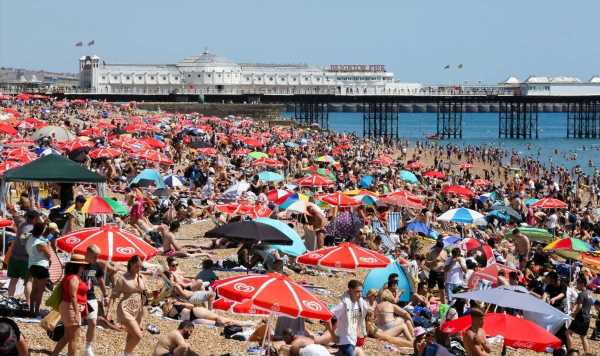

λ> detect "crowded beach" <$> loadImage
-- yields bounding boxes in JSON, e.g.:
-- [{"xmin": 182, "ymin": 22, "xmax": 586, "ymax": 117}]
[{"xmin": 0, "ymin": 93, "xmax": 598, "ymax": 356}]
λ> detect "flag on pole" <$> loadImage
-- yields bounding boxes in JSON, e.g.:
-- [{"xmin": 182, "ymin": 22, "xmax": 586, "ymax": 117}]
[
  {"xmin": 457, "ymin": 64, "xmax": 463, "ymax": 69},
  {"xmin": 87, "ymin": 40, "xmax": 95, "ymax": 46},
  {"xmin": 75, "ymin": 41, "xmax": 83, "ymax": 47},
  {"xmin": 443, "ymin": 65, "xmax": 450, "ymax": 69}
]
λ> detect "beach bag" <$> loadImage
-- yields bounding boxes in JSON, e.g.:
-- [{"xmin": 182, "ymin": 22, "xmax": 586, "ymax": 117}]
[
  {"xmin": 47, "ymin": 322, "xmax": 65, "ymax": 342},
  {"xmin": 222, "ymin": 325, "xmax": 243, "ymax": 339},
  {"xmin": 40, "ymin": 310, "xmax": 61, "ymax": 332},
  {"xmin": 45, "ymin": 282, "xmax": 62, "ymax": 311}
]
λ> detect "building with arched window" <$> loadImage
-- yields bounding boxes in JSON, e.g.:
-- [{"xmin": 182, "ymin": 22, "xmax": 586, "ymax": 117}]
[{"xmin": 79, "ymin": 51, "xmax": 421, "ymax": 96}]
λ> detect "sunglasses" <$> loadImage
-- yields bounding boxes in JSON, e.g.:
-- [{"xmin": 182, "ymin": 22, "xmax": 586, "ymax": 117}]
[{"xmin": 170, "ymin": 264, "xmax": 178, "ymax": 268}]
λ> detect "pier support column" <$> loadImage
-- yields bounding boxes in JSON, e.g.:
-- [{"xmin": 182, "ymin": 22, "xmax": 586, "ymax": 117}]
[
  {"xmin": 498, "ymin": 101, "xmax": 538, "ymax": 139},
  {"xmin": 362, "ymin": 100, "xmax": 399, "ymax": 142},
  {"xmin": 567, "ymin": 100, "xmax": 599, "ymax": 138},
  {"xmin": 436, "ymin": 99, "xmax": 463, "ymax": 139},
  {"xmin": 292, "ymin": 100, "xmax": 328, "ymax": 129}
]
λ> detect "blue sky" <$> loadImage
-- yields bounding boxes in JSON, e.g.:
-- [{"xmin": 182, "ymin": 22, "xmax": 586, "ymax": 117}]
[{"xmin": 1, "ymin": 1, "xmax": 598, "ymax": 83}]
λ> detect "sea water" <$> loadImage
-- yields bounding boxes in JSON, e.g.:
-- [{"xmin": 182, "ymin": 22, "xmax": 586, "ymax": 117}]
[{"xmin": 284, "ymin": 112, "xmax": 600, "ymax": 174}]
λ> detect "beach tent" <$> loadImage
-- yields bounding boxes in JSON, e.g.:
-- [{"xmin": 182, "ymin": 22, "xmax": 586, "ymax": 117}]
[
  {"xmin": 406, "ymin": 220, "xmax": 437, "ymax": 238},
  {"xmin": 362, "ymin": 260, "xmax": 414, "ymax": 302},
  {"xmin": 0, "ymin": 154, "xmax": 106, "ymax": 212},
  {"xmin": 2, "ymin": 154, "xmax": 105, "ymax": 183},
  {"xmin": 129, "ymin": 169, "xmax": 165, "ymax": 189},
  {"xmin": 255, "ymin": 217, "xmax": 307, "ymax": 257}
]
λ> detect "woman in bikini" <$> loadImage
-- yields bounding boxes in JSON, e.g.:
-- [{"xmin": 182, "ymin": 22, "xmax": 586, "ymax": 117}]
[
  {"xmin": 364, "ymin": 289, "xmax": 414, "ymax": 349},
  {"xmin": 161, "ymin": 298, "xmax": 253, "ymax": 327},
  {"xmin": 374, "ymin": 289, "xmax": 414, "ymax": 339},
  {"xmin": 107, "ymin": 255, "xmax": 147, "ymax": 356}
]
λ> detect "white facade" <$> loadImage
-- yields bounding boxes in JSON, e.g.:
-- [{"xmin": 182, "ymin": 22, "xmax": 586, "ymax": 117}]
[
  {"xmin": 79, "ymin": 51, "xmax": 420, "ymax": 96},
  {"xmin": 519, "ymin": 75, "xmax": 600, "ymax": 96}
]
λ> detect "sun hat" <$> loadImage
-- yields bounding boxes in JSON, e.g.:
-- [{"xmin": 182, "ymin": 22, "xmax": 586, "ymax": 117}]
[{"xmin": 67, "ymin": 254, "xmax": 88, "ymax": 265}]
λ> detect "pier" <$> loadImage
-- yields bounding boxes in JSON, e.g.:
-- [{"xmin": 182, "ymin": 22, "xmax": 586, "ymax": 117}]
[{"xmin": 22, "ymin": 88, "xmax": 600, "ymax": 140}]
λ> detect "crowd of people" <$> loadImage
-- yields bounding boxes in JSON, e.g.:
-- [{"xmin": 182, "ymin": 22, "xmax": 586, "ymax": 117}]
[{"xmin": 0, "ymin": 95, "xmax": 599, "ymax": 355}]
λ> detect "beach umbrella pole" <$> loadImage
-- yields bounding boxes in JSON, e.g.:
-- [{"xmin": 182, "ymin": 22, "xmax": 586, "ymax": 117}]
[{"xmin": 1, "ymin": 228, "xmax": 5, "ymax": 257}]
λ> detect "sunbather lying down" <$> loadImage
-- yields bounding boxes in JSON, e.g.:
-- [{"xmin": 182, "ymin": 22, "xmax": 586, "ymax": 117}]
[{"xmin": 161, "ymin": 298, "xmax": 254, "ymax": 327}]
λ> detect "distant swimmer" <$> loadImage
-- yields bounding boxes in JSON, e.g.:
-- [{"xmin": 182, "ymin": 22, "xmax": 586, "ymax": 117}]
[
  {"xmin": 554, "ymin": 148, "xmax": 559, "ymax": 155},
  {"xmin": 589, "ymin": 160, "xmax": 594, "ymax": 167}
]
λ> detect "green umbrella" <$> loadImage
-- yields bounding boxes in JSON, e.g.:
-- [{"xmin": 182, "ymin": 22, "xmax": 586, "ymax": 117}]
[
  {"xmin": 248, "ymin": 151, "xmax": 268, "ymax": 159},
  {"xmin": 316, "ymin": 168, "xmax": 336, "ymax": 181}
]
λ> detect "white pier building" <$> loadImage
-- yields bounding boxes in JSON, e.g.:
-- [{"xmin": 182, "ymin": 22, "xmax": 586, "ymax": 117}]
[{"xmin": 79, "ymin": 51, "xmax": 421, "ymax": 96}]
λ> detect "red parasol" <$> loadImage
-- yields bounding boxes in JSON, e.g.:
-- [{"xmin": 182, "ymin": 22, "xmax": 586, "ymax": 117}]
[
  {"xmin": 462, "ymin": 238, "xmax": 495, "ymax": 265},
  {"xmin": 251, "ymin": 157, "xmax": 283, "ymax": 168},
  {"xmin": 473, "ymin": 178, "xmax": 491, "ymax": 187},
  {"xmin": 56, "ymin": 224, "xmax": 157, "ymax": 262},
  {"xmin": 443, "ymin": 185, "xmax": 475, "ymax": 198},
  {"xmin": 318, "ymin": 192, "xmax": 361, "ymax": 207},
  {"xmin": 212, "ymin": 298, "xmax": 270, "ymax": 316},
  {"xmin": 405, "ymin": 161, "xmax": 424, "ymax": 170},
  {"xmin": 216, "ymin": 202, "xmax": 272, "ymax": 219},
  {"xmin": 138, "ymin": 149, "xmax": 173, "ymax": 165},
  {"xmin": 213, "ymin": 272, "xmax": 332, "ymax": 321},
  {"xmin": 441, "ymin": 313, "xmax": 561, "ymax": 352},
  {"xmin": 530, "ymin": 197, "xmax": 568, "ymax": 209},
  {"xmin": 2, "ymin": 138, "xmax": 33, "ymax": 147},
  {"xmin": 0, "ymin": 218, "xmax": 13, "ymax": 228},
  {"xmin": 371, "ymin": 155, "xmax": 394, "ymax": 165},
  {"xmin": 297, "ymin": 242, "xmax": 390, "ymax": 270},
  {"xmin": 241, "ymin": 137, "xmax": 263, "ymax": 148},
  {"xmin": 424, "ymin": 170, "xmax": 446, "ymax": 180},
  {"xmin": 467, "ymin": 263, "xmax": 521, "ymax": 289},
  {"xmin": 378, "ymin": 195, "xmax": 425, "ymax": 209},
  {"xmin": 89, "ymin": 147, "xmax": 121, "ymax": 159},
  {"xmin": 232, "ymin": 148, "xmax": 251, "ymax": 156},
  {"xmin": 0, "ymin": 123, "xmax": 17, "ymax": 136},
  {"xmin": 197, "ymin": 147, "xmax": 217, "ymax": 156},
  {"xmin": 384, "ymin": 190, "xmax": 423, "ymax": 204},
  {"xmin": 142, "ymin": 137, "xmax": 166, "ymax": 149},
  {"xmin": 61, "ymin": 139, "xmax": 94, "ymax": 152},
  {"xmin": 0, "ymin": 160, "xmax": 23, "ymax": 175},
  {"xmin": 295, "ymin": 174, "xmax": 335, "ymax": 187}
]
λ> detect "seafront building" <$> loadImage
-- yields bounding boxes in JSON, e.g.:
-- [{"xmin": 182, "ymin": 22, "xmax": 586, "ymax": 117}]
[
  {"xmin": 78, "ymin": 50, "xmax": 422, "ymax": 96},
  {"xmin": 77, "ymin": 51, "xmax": 600, "ymax": 97}
]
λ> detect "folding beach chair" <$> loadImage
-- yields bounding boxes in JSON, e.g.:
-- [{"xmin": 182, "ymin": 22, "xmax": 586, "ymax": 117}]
[
  {"xmin": 387, "ymin": 211, "xmax": 403, "ymax": 234},
  {"xmin": 372, "ymin": 218, "xmax": 397, "ymax": 254}
]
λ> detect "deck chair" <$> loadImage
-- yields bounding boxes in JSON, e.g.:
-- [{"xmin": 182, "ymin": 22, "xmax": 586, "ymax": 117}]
[{"xmin": 372, "ymin": 218, "xmax": 397, "ymax": 254}]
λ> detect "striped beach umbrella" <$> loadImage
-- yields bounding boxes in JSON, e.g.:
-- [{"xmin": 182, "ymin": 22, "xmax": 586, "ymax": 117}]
[
  {"xmin": 437, "ymin": 207, "xmax": 486, "ymax": 225},
  {"xmin": 544, "ymin": 237, "xmax": 593, "ymax": 260}
]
